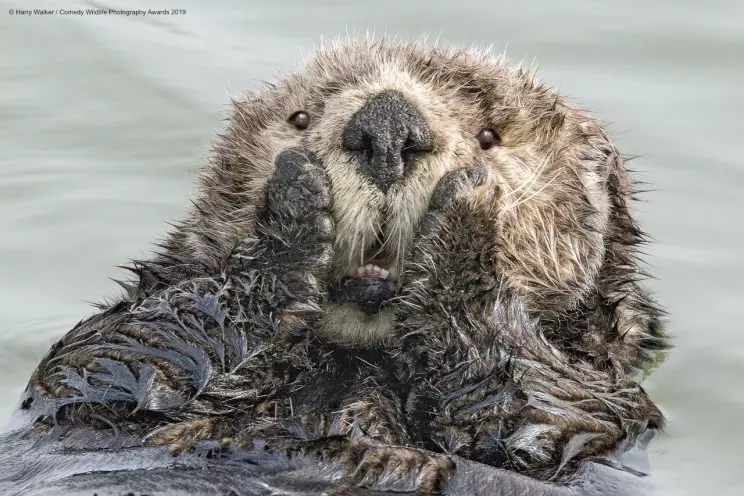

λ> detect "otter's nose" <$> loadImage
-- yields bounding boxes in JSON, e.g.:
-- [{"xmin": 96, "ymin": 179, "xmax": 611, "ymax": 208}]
[{"xmin": 342, "ymin": 90, "xmax": 433, "ymax": 192}]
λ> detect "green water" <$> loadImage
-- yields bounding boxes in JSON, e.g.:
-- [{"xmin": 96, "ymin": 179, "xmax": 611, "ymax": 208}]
[{"xmin": 1, "ymin": 1, "xmax": 742, "ymax": 494}]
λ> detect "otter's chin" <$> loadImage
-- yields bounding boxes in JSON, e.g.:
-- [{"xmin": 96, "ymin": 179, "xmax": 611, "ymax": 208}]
[
  {"xmin": 323, "ymin": 254, "xmax": 398, "ymax": 347},
  {"xmin": 318, "ymin": 302, "xmax": 395, "ymax": 348}
]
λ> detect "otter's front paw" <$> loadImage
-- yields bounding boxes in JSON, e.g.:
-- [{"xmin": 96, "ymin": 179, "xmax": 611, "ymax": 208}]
[
  {"xmin": 419, "ymin": 166, "xmax": 488, "ymax": 236},
  {"xmin": 258, "ymin": 148, "xmax": 334, "ymax": 260},
  {"xmin": 391, "ymin": 165, "xmax": 499, "ymax": 375},
  {"xmin": 229, "ymin": 148, "xmax": 335, "ymax": 330},
  {"xmin": 231, "ymin": 148, "xmax": 334, "ymax": 265},
  {"xmin": 341, "ymin": 441, "xmax": 455, "ymax": 495},
  {"xmin": 398, "ymin": 165, "xmax": 496, "ymax": 303},
  {"xmin": 264, "ymin": 148, "xmax": 333, "ymax": 234}
]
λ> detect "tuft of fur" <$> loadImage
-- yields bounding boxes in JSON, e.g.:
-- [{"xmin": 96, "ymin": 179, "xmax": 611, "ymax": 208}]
[{"xmin": 21, "ymin": 39, "xmax": 666, "ymax": 494}]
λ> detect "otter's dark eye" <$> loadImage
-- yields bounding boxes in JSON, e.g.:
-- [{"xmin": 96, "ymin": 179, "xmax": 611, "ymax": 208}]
[
  {"xmin": 475, "ymin": 128, "xmax": 501, "ymax": 150},
  {"xmin": 288, "ymin": 111, "xmax": 310, "ymax": 130}
]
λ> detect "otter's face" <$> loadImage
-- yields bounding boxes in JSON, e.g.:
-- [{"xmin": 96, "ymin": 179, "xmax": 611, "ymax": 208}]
[{"xmin": 213, "ymin": 41, "xmax": 628, "ymax": 345}]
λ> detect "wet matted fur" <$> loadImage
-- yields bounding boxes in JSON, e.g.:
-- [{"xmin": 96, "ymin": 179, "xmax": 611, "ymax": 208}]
[{"xmin": 10, "ymin": 39, "xmax": 666, "ymax": 495}]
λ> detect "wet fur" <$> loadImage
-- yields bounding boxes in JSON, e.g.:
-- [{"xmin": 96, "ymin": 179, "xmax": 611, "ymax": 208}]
[{"xmin": 18, "ymin": 39, "xmax": 665, "ymax": 494}]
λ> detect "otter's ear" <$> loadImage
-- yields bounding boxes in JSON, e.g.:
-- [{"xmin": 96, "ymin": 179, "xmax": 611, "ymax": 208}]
[{"xmin": 589, "ymin": 149, "xmax": 667, "ymax": 375}]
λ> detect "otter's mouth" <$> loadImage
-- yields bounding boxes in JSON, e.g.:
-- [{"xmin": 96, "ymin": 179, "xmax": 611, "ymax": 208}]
[{"xmin": 328, "ymin": 242, "xmax": 398, "ymax": 314}]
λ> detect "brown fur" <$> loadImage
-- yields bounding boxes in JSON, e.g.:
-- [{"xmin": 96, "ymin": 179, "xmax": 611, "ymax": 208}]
[{"xmin": 21, "ymin": 39, "xmax": 666, "ymax": 493}]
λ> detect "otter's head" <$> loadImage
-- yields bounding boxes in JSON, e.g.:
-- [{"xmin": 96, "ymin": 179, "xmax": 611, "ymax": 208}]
[{"xmin": 193, "ymin": 40, "xmax": 657, "ymax": 353}]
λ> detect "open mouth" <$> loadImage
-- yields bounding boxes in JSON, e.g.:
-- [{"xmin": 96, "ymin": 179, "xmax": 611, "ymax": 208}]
[{"xmin": 328, "ymin": 242, "xmax": 398, "ymax": 314}]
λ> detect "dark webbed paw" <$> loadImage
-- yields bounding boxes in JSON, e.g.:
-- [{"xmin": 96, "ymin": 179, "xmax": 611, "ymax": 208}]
[
  {"xmin": 264, "ymin": 148, "xmax": 333, "ymax": 237},
  {"xmin": 428, "ymin": 166, "xmax": 487, "ymax": 210},
  {"xmin": 419, "ymin": 165, "xmax": 488, "ymax": 235},
  {"xmin": 229, "ymin": 148, "xmax": 335, "ymax": 331},
  {"xmin": 231, "ymin": 148, "xmax": 334, "ymax": 264},
  {"xmin": 396, "ymin": 164, "xmax": 497, "ymax": 313},
  {"xmin": 254, "ymin": 148, "xmax": 335, "ymax": 260}
]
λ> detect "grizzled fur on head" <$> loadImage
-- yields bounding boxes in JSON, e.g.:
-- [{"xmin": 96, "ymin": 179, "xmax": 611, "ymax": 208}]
[{"xmin": 136, "ymin": 39, "xmax": 662, "ymax": 367}]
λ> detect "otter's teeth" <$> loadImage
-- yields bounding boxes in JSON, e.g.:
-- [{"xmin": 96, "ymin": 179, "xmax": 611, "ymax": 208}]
[{"xmin": 354, "ymin": 264, "xmax": 392, "ymax": 280}]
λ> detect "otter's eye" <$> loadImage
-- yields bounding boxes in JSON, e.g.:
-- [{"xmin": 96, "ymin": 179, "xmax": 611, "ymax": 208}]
[
  {"xmin": 475, "ymin": 128, "xmax": 501, "ymax": 150},
  {"xmin": 288, "ymin": 111, "xmax": 310, "ymax": 130}
]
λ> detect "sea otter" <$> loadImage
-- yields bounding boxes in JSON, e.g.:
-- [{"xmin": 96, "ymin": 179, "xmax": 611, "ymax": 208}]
[{"xmin": 2, "ymin": 40, "xmax": 666, "ymax": 496}]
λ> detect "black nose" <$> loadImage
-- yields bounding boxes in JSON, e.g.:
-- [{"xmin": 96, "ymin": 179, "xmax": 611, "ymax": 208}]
[{"xmin": 342, "ymin": 90, "xmax": 433, "ymax": 192}]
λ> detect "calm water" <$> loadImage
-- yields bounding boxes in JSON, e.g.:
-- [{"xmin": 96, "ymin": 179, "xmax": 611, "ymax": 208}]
[{"xmin": 1, "ymin": 0, "xmax": 742, "ymax": 494}]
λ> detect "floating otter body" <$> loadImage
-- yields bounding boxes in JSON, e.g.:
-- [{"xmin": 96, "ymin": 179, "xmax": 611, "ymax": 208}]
[{"xmin": 2, "ymin": 40, "xmax": 666, "ymax": 495}]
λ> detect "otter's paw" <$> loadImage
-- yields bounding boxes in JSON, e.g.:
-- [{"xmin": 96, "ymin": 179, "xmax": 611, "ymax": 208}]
[
  {"xmin": 264, "ymin": 148, "xmax": 333, "ymax": 241},
  {"xmin": 341, "ymin": 441, "xmax": 455, "ymax": 496},
  {"xmin": 420, "ymin": 165, "xmax": 488, "ymax": 236},
  {"xmin": 228, "ymin": 149, "xmax": 335, "ymax": 330},
  {"xmin": 230, "ymin": 148, "xmax": 334, "ymax": 268},
  {"xmin": 398, "ymin": 164, "xmax": 497, "ymax": 301},
  {"xmin": 244, "ymin": 148, "xmax": 334, "ymax": 273}
]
